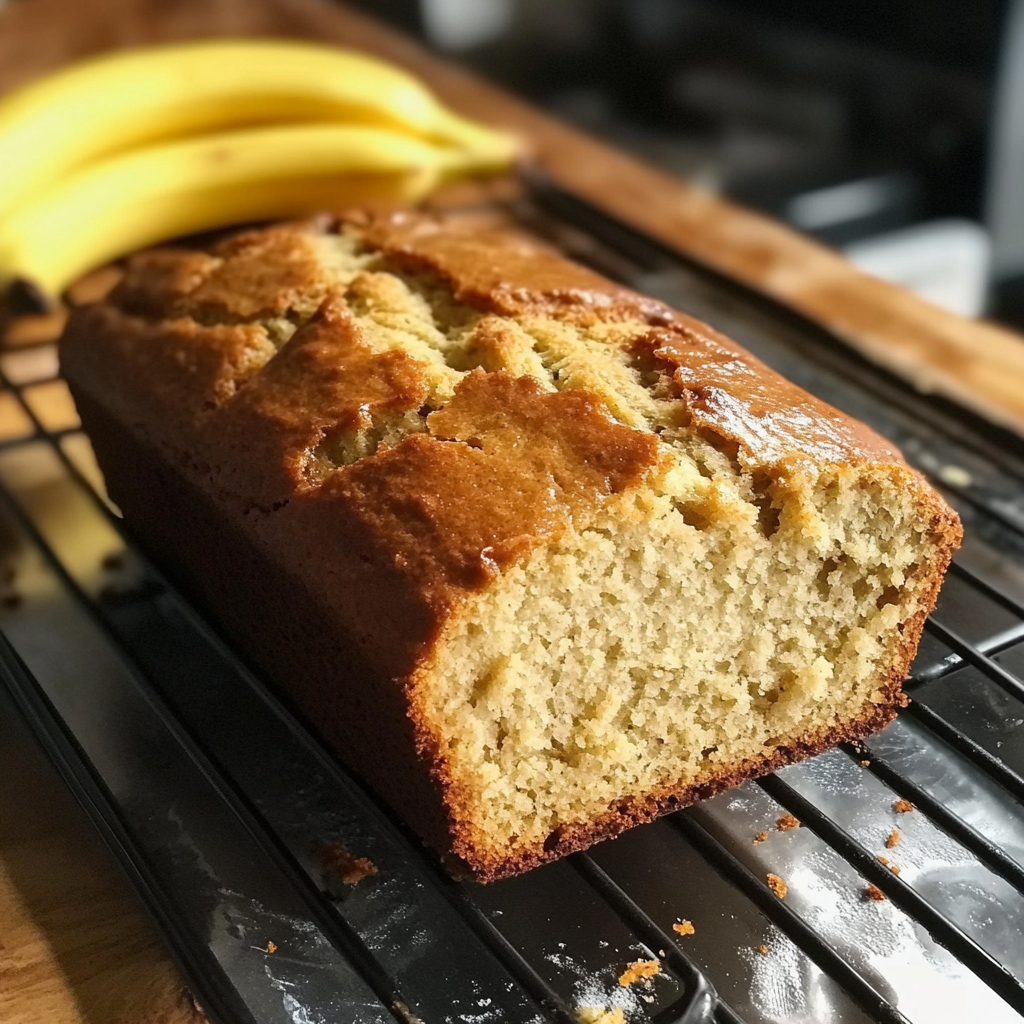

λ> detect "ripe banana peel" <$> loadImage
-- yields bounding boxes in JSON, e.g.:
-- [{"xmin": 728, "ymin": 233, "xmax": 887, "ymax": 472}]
[
  {"xmin": 0, "ymin": 124, "xmax": 496, "ymax": 297},
  {"xmin": 0, "ymin": 40, "xmax": 521, "ymax": 304},
  {"xmin": 0, "ymin": 39, "xmax": 518, "ymax": 218}
]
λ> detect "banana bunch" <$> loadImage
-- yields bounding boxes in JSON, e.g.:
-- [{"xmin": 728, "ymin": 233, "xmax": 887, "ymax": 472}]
[{"xmin": 0, "ymin": 39, "xmax": 519, "ymax": 302}]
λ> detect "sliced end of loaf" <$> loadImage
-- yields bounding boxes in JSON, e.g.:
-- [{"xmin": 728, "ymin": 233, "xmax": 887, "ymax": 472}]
[{"xmin": 418, "ymin": 455, "xmax": 952, "ymax": 880}]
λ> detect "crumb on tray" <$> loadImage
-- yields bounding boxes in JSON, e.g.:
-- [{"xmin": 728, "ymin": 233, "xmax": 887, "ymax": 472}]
[
  {"xmin": 758, "ymin": 944, "xmax": 769, "ymax": 955},
  {"xmin": 865, "ymin": 883, "xmax": 887, "ymax": 901},
  {"xmin": 618, "ymin": 959, "xmax": 660, "ymax": 987},
  {"xmin": 315, "ymin": 841, "xmax": 378, "ymax": 887},
  {"xmin": 672, "ymin": 920, "xmax": 695, "ymax": 937},
  {"xmin": 766, "ymin": 873, "xmax": 788, "ymax": 899},
  {"xmin": 265, "ymin": 941, "xmax": 277, "ymax": 954},
  {"xmin": 875, "ymin": 856, "xmax": 901, "ymax": 876},
  {"xmin": 886, "ymin": 829, "xmax": 901, "ymax": 848},
  {"xmin": 893, "ymin": 799, "xmax": 914, "ymax": 813},
  {"xmin": 753, "ymin": 830, "xmax": 769, "ymax": 844},
  {"xmin": 776, "ymin": 813, "xmax": 800, "ymax": 832}
]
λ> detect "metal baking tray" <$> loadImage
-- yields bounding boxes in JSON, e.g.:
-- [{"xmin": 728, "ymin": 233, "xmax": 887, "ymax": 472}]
[{"xmin": 2, "ymin": 173, "xmax": 1024, "ymax": 1023}]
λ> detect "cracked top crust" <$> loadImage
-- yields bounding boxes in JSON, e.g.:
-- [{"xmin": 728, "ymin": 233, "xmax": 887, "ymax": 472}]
[
  {"xmin": 59, "ymin": 211, "xmax": 937, "ymax": 655},
  {"xmin": 78, "ymin": 211, "xmax": 904, "ymax": 465}
]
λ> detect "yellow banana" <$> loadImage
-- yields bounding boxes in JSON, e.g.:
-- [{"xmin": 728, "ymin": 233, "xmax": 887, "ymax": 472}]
[
  {"xmin": 0, "ymin": 123, "xmax": 497, "ymax": 297},
  {"xmin": 0, "ymin": 39, "xmax": 518, "ymax": 218}
]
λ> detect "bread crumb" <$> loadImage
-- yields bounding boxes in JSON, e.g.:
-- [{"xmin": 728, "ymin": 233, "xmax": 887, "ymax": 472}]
[
  {"xmin": 865, "ymin": 883, "xmax": 887, "ymax": 901},
  {"xmin": 875, "ymin": 855, "xmax": 901, "ymax": 875},
  {"xmin": 758, "ymin": 944, "xmax": 769, "ymax": 955},
  {"xmin": 886, "ymin": 829, "xmax": 901, "ymax": 848},
  {"xmin": 860, "ymin": 760, "xmax": 871, "ymax": 768},
  {"xmin": 877, "ymin": 855, "xmax": 900, "ymax": 874},
  {"xmin": 315, "ymin": 841, "xmax": 377, "ymax": 887},
  {"xmin": 618, "ymin": 959, "xmax": 660, "ymax": 986},
  {"xmin": 672, "ymin": 920, "xmax": 695, "ymax": 937},
  {"xmin": 776, "ymin": 813, "xmax": 800, "ymax": 832},
  {"xmin": 893, "ymin": 799, "xmax": 913, "ymax": 813},
  {"xmin": 577, "ymin": 1009, "xmax": 625, "ymax": 1024},
  {"xmin": 266, "ymin": 941, "xmax": 277, "ymax": 954},
  {"xmin": 767, "ymin": 873, "xmax": 787, "ymax": 899},
  {"xmin": 753, "ymin": 831, "xmax": 769, "ymax": 844}
]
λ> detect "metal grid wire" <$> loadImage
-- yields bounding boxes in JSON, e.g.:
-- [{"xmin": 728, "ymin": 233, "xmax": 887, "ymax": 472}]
[{"xmin": 1, "ymin": 189, "xmax": 1024, "ymax": 1024}]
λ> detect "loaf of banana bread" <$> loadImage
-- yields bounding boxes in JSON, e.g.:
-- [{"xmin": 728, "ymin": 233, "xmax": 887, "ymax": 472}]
[{"xmin": 58, "ymin": 212, "xmax": 961, "ymax": 881}]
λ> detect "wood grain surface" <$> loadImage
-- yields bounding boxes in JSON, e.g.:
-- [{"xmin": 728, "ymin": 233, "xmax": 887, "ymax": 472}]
[
  {"xmin": 0, "ymin": 684, "xmax": 208, "ymax": 1024},
  {"xmin": 0, "ymin": 1, "xmax": 1022, "ymax": 1022}
]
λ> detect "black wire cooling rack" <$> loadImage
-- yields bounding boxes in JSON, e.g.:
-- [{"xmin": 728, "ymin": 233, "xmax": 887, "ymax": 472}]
[{"xmin": 2, "ymin": 177, "xmax": 1024, "ymax": 1024}]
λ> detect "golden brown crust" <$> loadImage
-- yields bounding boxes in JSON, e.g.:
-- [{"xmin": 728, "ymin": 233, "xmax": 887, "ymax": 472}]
[
  {"xmin": 87, "ymin": 210, "xmax": 909, "ymax": 479},
  {"xmin": 59, "ymin": 303, "xmax": 275, "ymax": 426},
  {"xmin": 110, "ymin": 220, "xmax": 339, "ymax": 322},
  {"xmin": 206, "ymin": 295, "xmax": 434, "ymax": 509},
  {"xmin": 58, "ymin": 212, "xmax": 962, "ymax": 882},
  {"xmin": 630, "ymin": 327, "xmax": 904, "ymax": 472},
  {"xmin": 347, "ymin": 211, "xmax": 904, "ymax": 472},
  {"xmin": 351, "ymin": 209, "xmax": 654, "ymax": 322}
]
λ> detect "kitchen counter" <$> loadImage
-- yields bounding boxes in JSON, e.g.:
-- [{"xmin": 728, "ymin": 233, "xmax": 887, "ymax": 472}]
[{"xmin": 2, "ymin": 1, "xmax": 1023, "ymax": 1021}]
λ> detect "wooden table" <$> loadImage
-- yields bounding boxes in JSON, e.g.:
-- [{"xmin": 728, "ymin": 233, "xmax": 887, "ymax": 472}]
[
  {"xmin": 1, "ymin": 1, "xmax": 1022, "ymax": 1022},
  {"xmin": 0, "ymin": 685, "xmax": 207, "ymax": 1024}
]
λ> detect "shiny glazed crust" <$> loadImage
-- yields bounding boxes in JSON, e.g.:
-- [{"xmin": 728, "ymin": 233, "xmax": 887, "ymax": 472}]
[{"xmin": 58, "ymin": 213, "xmax": 961, "ymax": 881}]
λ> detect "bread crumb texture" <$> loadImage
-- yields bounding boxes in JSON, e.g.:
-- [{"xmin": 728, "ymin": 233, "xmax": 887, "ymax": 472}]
[
  {"xmin": 767, "ymin": 873, "xmax": 788, "ymax": 899},
  {"xmin": 673, "ymin": 920, "xmax": 695, "ymax": 936},
  {"xmin": 618, "ymin": 959, "xmax": 661, "ymax": 986},
  {"xmin": 65, "ymin": 213, "xmax": 961, "ymax": 881},
  {"xmin": 776, "ymin": 813, "xmax": 800, "ymax": 831},
  {"xmin": 886, "ymin": 829, "xmax": 901, "ymax": 848},
  {"xmin": 894, "ymin": 799, "xmax": 914, "ymax": 813}
]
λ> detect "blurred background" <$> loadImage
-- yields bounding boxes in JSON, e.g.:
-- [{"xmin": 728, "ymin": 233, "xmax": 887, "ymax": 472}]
[{"xmin": 347, "ymin": 0, "xmax": 1024, "ymax": 329}]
